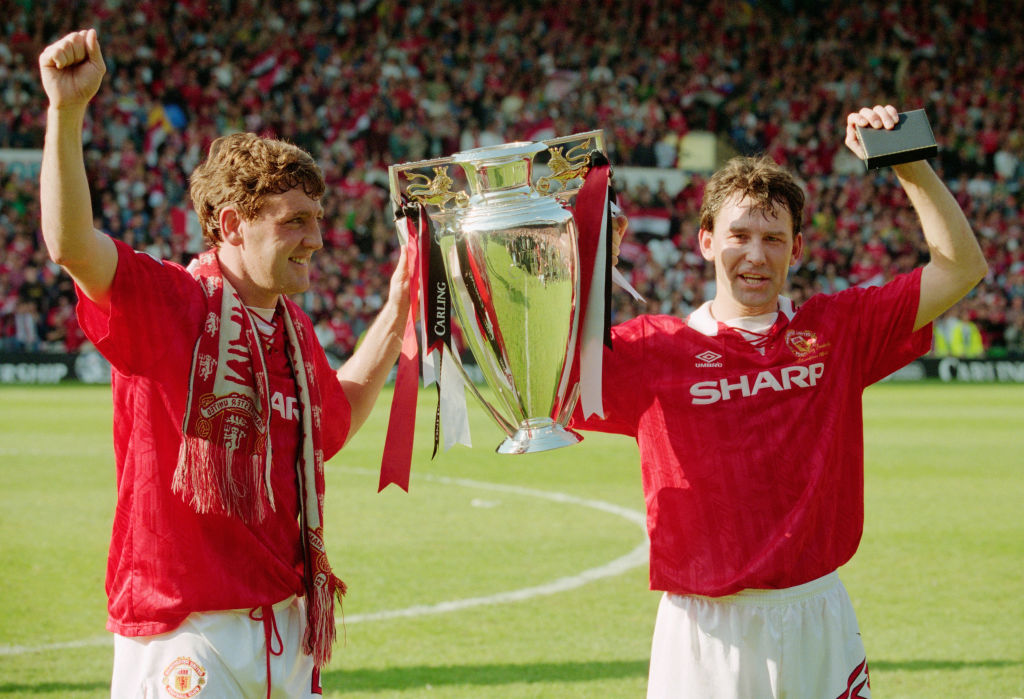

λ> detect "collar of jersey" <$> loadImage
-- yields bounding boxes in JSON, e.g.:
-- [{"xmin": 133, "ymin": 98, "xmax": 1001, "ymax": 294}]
[{"xmin": 686, "ymin": 296, "xmax": 796, "ymax": 337}]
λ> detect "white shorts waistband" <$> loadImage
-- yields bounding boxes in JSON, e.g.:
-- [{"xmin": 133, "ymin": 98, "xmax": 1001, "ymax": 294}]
[
  {"xmin": 228, "ymin": 594, "xmax": 300, "ymax": 616},
  {"xmin": 669, "ymin": 571, "xmax": 840, "ymax": 607}
]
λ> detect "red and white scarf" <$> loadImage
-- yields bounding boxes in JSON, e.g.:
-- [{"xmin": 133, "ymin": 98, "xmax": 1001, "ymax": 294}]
[{"xmin": 174, "ymin": 249, "xmax": 345, "ymax": 668}]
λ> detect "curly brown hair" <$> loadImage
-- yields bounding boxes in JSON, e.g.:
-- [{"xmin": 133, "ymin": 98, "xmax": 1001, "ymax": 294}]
[
  {"xmin": 189, "ymin": 133, "xmax": 325, "ymax": 247},
  {"xmin": 699, "ymin": 156, "xmax": 805, "ymax": 237}
]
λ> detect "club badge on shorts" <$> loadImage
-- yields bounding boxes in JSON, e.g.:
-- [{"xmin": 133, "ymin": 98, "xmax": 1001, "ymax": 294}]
[{"xmin": 162, "ymin": 656, "xmax": 207, "ymax": 698}]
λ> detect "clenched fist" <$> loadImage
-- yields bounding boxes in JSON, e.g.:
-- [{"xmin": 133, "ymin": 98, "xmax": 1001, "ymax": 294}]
[{"xmin": 39, "ymin": 29, "xmax": 106, "ymax": 111}]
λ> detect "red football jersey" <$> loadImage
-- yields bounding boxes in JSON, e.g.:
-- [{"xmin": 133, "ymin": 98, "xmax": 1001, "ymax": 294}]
[
  {"xmin": 77, "ymin": 239, "xmax": 350, "ymax": 637},
  {"xmin": 574, "ymin": 270, "xmax": 930, "ymax": 596}
]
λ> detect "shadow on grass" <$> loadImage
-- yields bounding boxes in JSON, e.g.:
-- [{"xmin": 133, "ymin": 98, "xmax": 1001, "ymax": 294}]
[
  {"xmin": 5, "ymin": 659, "xmax": 1015, "ymax": 695},
  {"xmin": 322, "ymin": 659, "xmax": 649, "ymax": 691},
  {"xmin": 0, "ymin": 681, "xmax": 109, "ymax": 694},
  {"xmin": 872, "ymin": 658, "xmax": 1021, "ymax": 672}
]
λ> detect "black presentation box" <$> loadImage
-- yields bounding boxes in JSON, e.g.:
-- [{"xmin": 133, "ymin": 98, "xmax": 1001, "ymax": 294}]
[{"xmin": 856, "ymin": 109, "xmax": 938, "ymax": 170}]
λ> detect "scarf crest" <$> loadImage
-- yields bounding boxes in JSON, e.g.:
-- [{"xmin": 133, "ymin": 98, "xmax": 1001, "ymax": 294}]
[{"xmin": 175, "ymin": 249, "xmax": 345, "ymax": 667}]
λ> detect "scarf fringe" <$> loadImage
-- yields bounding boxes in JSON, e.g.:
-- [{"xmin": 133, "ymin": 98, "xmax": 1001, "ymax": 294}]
[
  {"xmin": 173, "ymin": 436, "xmax": 273, "ymax": 523},
  {"xmin": 305, "ymin": 573, "xmax": 347, "ymax": 668}
]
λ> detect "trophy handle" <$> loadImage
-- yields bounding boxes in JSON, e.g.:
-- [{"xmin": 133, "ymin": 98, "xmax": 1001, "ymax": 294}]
[
  {"xmin": 403, "ymin": 166, "xmax": 469, "ymax": 211},
  {"xmin": 536, "ymin": 138, "xmax": 594, "ymax": 194}
]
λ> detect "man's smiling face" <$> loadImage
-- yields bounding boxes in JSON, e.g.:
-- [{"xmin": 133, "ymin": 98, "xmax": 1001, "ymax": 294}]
[
  {"xmin": 699, "ymin": 192, "xmax": 803, "ymax": 320},
  {"xmin": 225, "ymin": 188, "xmax": 325, "ymax": 308}
]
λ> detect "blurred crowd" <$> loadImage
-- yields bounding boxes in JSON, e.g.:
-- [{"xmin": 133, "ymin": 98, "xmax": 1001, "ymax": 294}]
[{"xmin": 1, "ymin": 0, "xmax": 1022, "ymax": 359}]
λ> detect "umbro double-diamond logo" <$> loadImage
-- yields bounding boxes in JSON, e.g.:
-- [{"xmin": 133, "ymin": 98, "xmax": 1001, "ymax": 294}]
[{"xmin": 695, "ymin": 351, "xmax": 723, "ymax": 368}]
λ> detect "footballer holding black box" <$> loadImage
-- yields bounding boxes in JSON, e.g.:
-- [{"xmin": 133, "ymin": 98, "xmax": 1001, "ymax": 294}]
[{"xmin": 572, "ymin": 104, "xmax": 985, "ymax": 698}]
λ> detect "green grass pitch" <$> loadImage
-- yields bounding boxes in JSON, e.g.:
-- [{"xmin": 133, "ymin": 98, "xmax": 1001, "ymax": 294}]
[{"xmin": 0, "ymin": 382, "xmax": 1021, "ymax": 698}]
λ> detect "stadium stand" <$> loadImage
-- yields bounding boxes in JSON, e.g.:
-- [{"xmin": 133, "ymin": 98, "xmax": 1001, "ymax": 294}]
[{"xmin": 1, "ymin": 0, "xmax": 1021, "ymax": 358}]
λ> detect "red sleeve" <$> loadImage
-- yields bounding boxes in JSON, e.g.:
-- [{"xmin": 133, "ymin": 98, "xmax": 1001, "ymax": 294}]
[
  {"xmin": 834, "ymin": 268, "xmax": 933, "ymax": 386},
  {"xmin": 76, "ymin": 238, "xmax": 205, "ymax": 376},
  {"xmin": 569, "ymin": 316, "xmax": 649, "ymax": 438}
]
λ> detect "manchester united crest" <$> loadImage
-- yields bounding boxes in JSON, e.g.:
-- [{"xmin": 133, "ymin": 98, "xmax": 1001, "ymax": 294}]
[
  {"xmin": 162, "ymin": 656, "xmax": 207, "ymax": 698},
  {"xmin": 785, "ymin": 330, "xmax": 819, "ymax": 358}
]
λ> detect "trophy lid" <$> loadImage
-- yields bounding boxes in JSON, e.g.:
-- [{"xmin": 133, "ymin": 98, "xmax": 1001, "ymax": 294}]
[{"xmin": 453, "ymin": 142, "xmax": 548, "ymax": 199}]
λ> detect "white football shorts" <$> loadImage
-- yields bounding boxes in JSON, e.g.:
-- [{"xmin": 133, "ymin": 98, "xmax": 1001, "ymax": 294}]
[
  {"xmin": 647, "ymin": 572, "xmax": 871, "ymax": 699},
  {"xmin": 111, "ymin": 595, "xmax": 322, "ymax": 698}
]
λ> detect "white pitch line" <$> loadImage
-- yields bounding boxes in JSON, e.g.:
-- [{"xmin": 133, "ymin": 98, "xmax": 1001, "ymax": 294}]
[
  {"xmin": 341, "ymin": 469, "xmax": 648, "ymax": 624},
  {"xmin": 0, "ymin": 635, "xmax": 113, "ymax": 656},
  {"xmin": 342, "ymin": 541, "xmax": 647, "ymax": 625},
  {"xmin": 0, "ymin": 468, "xmax": 647, "ymax": 656}
]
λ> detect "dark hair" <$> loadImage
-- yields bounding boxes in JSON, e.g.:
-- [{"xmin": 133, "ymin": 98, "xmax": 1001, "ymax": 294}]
[
  {"xmin": 189, "ymin": 133, "xmax": 325, "ymax": 247},
  {"xmin": 699, "ymin": 156, "xmax": 805, "ymax": 236}
]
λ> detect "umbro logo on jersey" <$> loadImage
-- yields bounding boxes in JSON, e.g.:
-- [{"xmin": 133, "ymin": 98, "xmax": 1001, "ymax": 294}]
[{"xmin": 695, "ymin": 351, "xmax": 723, "ymax": 368}]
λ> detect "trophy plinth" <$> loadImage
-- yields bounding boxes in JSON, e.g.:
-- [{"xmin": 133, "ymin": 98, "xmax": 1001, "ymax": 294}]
[{"xmin": 497, "ymin": 417, "xmax": 582, "ymax": 455}]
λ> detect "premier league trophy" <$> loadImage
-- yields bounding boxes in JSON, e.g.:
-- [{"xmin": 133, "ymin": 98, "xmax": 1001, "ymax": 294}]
[{"xmin": 384, "ymin": 131, "xmax": 609, "ymax": 460}]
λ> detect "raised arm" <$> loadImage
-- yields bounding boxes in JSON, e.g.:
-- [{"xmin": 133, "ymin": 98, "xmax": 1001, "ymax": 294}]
[
  {"xmin": 894, "ymin": 160, "xmax": 987, "ymax": 330},
  {"xmin": 39, "ymin": 29, "xmax": 117, "ymax": 307},
  {"xmin": 845, "ymin": 105, "xmax": 987, "ymax": 331},
  {"xmin": 336, "ymin": 246, "xmax": 410, "ymax": 440}
]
